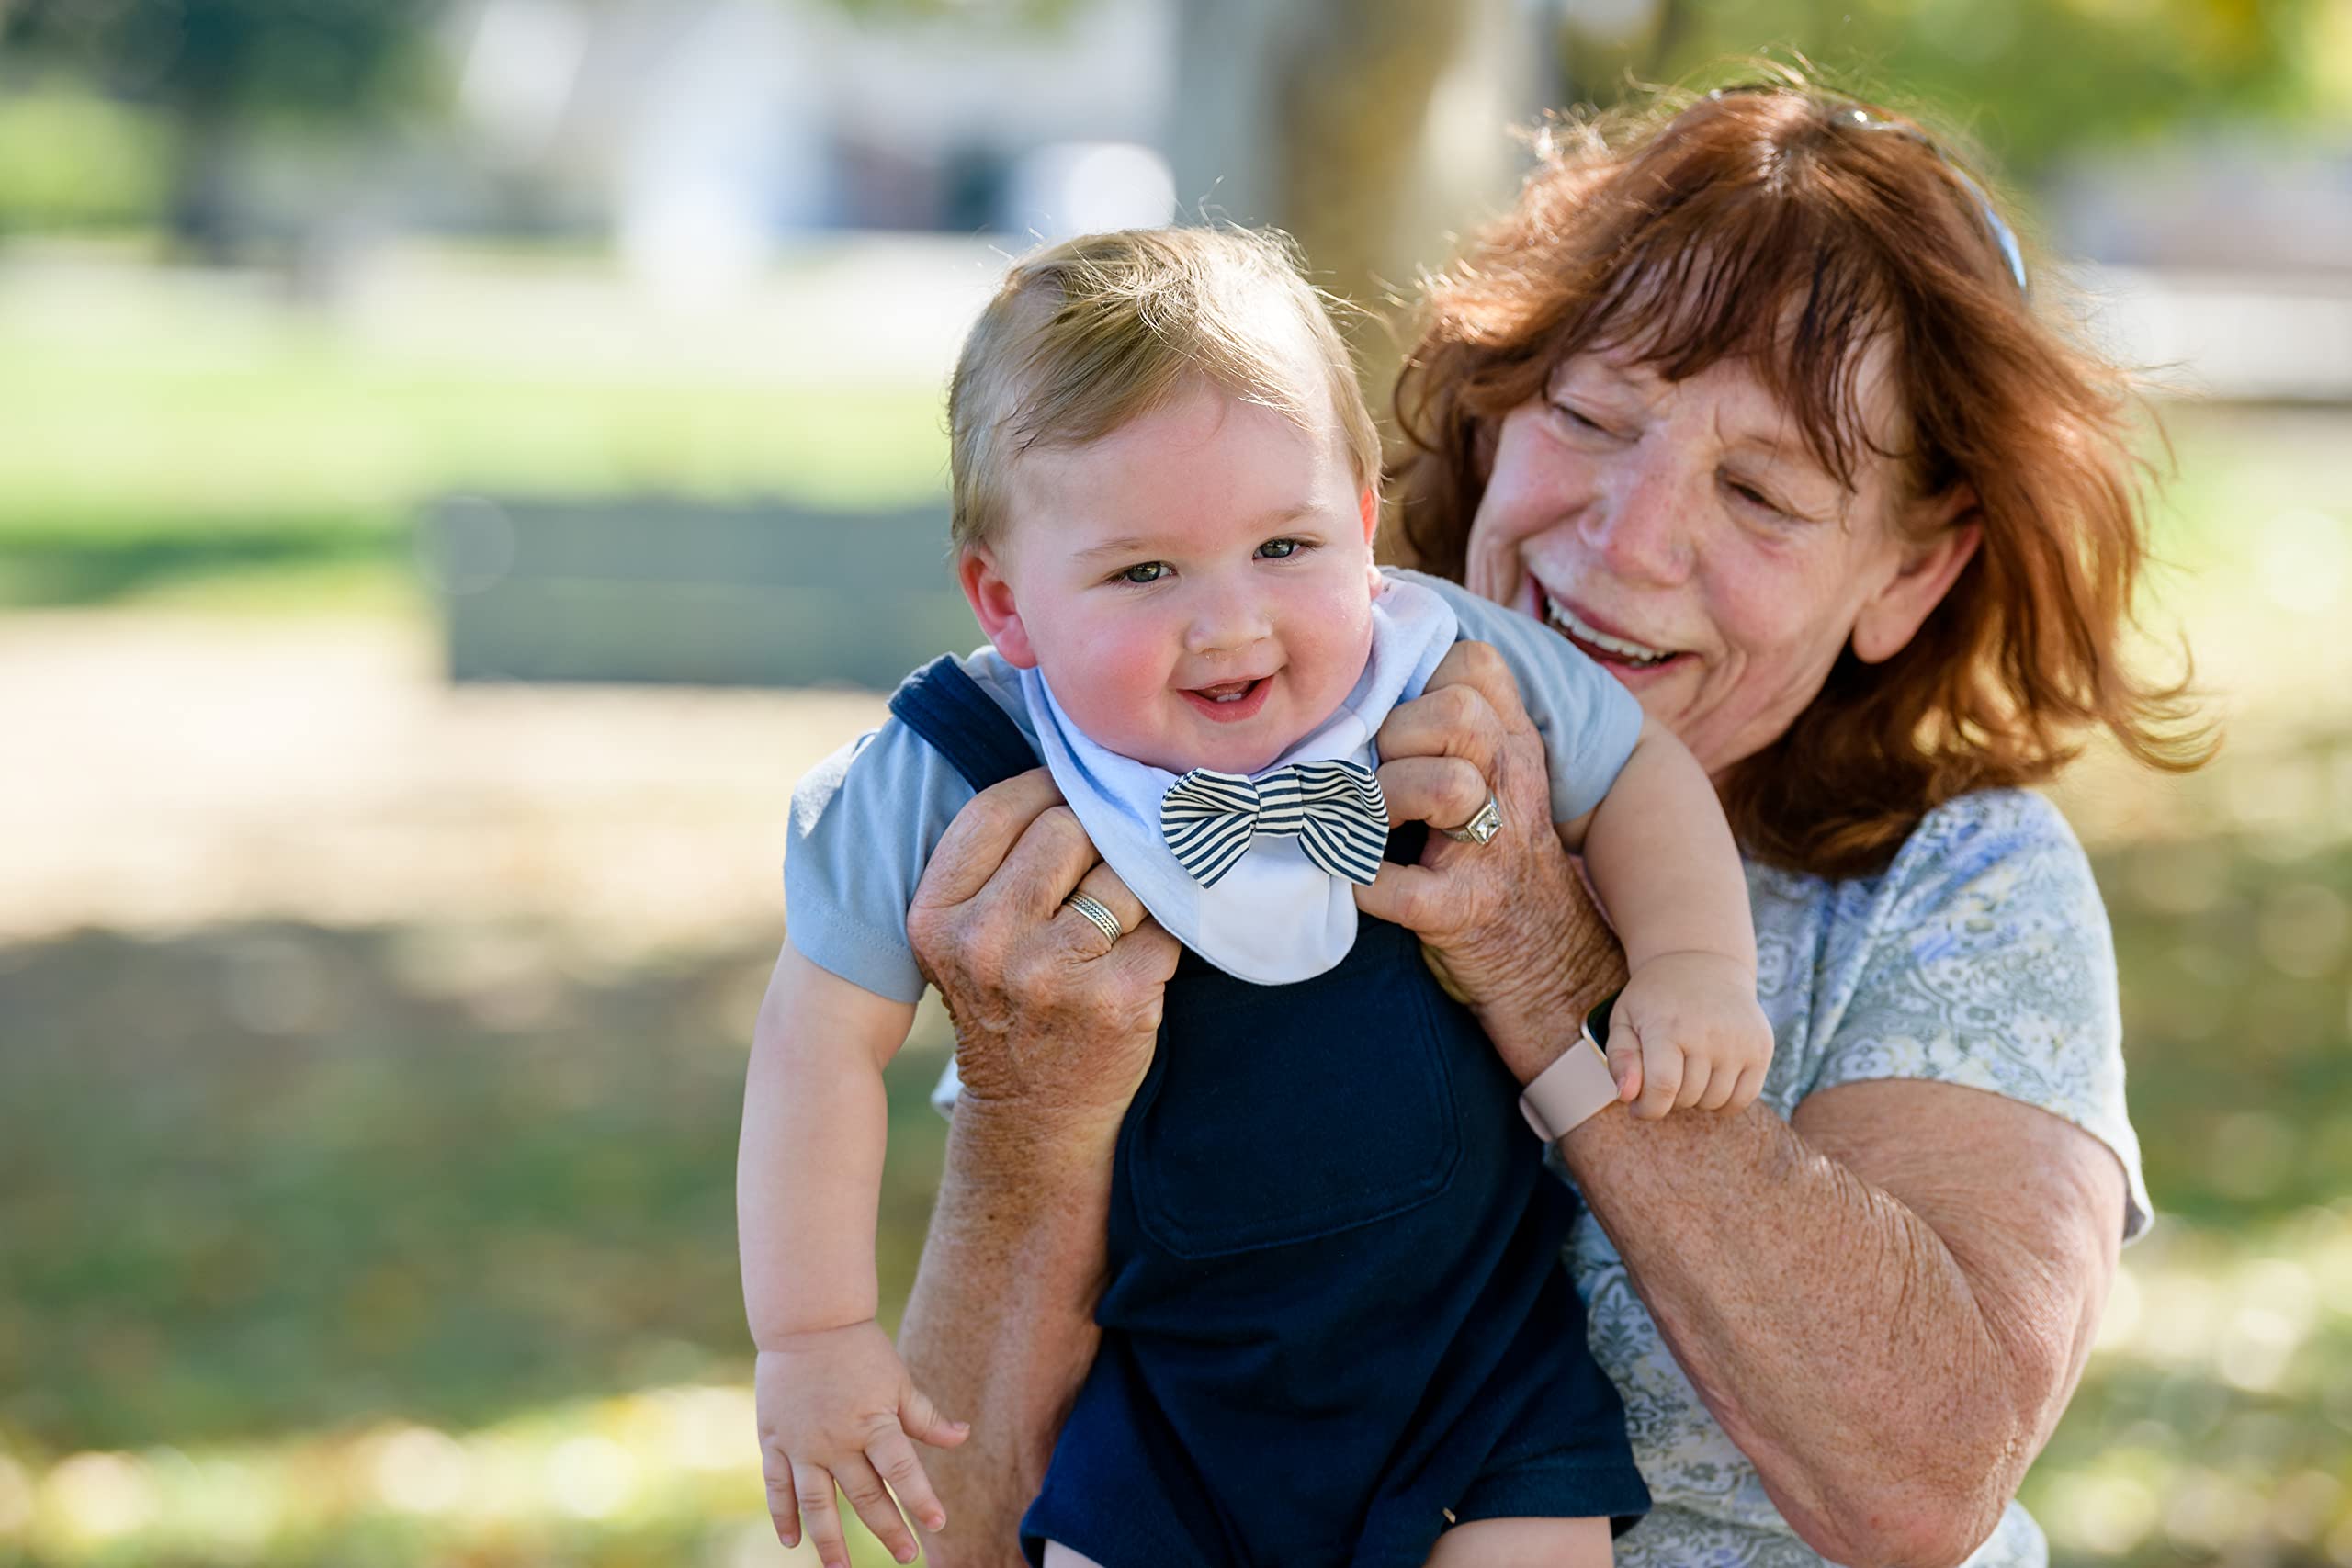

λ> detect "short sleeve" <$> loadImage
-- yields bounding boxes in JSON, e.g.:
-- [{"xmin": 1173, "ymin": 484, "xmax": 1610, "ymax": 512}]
[
  {"xmin": 1385, "ymin": 569, "xmax": 1645, "ymax": 824},
  {"xmin": 784, "ymin": 718, "xmax": 981, "ymax": 1005},
  {"xmin": 1808, "ymin": 791, "xmax": 2153, "ymax": 1242}
]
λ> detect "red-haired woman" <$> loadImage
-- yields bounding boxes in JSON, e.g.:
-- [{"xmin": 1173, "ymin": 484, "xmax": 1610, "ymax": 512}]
[{"xmin": 836, "ymin": 79, "xmax": 2205, "ymax": 1567}]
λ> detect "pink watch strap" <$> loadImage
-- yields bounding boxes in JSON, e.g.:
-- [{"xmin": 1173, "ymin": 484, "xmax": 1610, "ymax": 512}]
[{"xmin": 1518, "ymin": 1035, "xmax": 1620, "ymax": 1142}]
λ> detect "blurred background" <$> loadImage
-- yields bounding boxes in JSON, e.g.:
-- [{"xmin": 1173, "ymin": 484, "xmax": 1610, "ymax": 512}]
[{"xmin": 2, "ymin": 0, "xmax": 2349, "ymax": 1563}]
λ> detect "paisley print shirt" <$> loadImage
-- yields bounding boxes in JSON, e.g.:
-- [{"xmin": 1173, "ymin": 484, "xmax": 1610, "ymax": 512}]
[{"xmin": 1586, "ymin": 789, "xmax": 2150, "ymax": 1567}]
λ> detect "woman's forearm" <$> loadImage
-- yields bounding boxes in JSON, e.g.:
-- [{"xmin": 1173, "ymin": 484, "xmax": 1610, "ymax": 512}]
[
  {"xmin": 1557, "ymin": 1095, "xmax": 2082, "ymax": 1568},
  {"xmin": 898, "ymin": 1099, "xmax": 1120, "ymax": 1568}
]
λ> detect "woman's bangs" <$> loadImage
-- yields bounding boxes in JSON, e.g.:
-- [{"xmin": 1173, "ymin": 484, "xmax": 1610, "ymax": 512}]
[{"xmin": 1570, "ymin": 197, "xmax": 1897, "ymax": 491}]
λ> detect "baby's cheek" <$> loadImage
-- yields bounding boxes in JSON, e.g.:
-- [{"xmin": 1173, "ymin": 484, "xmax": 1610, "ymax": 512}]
[{"xmin": 1043, "ymin": 624, "xmax": 1177, "ymax": 754}]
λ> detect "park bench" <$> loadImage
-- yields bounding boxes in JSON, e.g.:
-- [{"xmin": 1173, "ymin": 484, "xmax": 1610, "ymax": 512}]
[{"xmin": 421, "ymin": 495, "xmax": 979, "ymax": 690}]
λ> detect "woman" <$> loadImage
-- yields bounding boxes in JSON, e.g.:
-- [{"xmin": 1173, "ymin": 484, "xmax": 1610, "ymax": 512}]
[{"xmin": 855, "ymin": 78, "xmax": 2205, "ymax": 1565}]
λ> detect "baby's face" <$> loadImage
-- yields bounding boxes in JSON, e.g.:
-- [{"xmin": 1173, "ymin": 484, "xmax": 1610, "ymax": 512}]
[{"xmin": 964, "ymin": 379, "xmax": 1379, "ymax": 777}]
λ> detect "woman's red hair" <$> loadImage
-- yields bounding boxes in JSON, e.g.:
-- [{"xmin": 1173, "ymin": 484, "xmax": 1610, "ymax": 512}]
[{"xmin": 1391, "ymin": 74, "xmax": 2212, "ymax": 879}]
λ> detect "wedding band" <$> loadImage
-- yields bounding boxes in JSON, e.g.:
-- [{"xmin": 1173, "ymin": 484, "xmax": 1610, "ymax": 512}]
[
  {"xmin": 1062, "ymin": 890, "xmax": 1124, "ymax": 944},
  {"xmin": 1440, "ymin": 792, "xmax": 1503, "ymax": 846}
]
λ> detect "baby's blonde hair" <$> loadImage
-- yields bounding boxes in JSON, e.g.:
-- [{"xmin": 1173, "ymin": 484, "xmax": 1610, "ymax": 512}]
[{"xmin": 947, "ymin": 226, "xmax": 1383, "ymax": 553}]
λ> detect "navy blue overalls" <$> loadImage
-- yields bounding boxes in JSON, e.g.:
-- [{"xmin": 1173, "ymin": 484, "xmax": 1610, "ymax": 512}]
[{"xmin": 888, "ymin": 657, "xmax": 1649, "ymax": 1568}]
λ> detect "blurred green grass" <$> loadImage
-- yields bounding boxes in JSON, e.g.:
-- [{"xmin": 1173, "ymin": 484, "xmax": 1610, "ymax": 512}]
[
  {"xmin": 0, "ymin": 269, "xmax": 950, "ymax": 610},
  {"xmin": 0, "ymin": 927, "xmax": 955, "ymax": 1568}
]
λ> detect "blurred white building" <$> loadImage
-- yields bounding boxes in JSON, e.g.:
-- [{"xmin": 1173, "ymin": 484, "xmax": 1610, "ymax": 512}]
[
  {"xmin": 449, "ymin": 0, "xmax": 1179, "ymax": 299},
  {"xmin": 2050, "ymin": 135, "xmax": 2352, "ymax": 401}
]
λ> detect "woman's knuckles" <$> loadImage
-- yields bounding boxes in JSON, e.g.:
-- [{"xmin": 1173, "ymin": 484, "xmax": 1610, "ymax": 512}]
[
  {"xmin": 1430, "ymin": 682, "xmax": 1497, "ymax": 738},
  {"xmin": 1452, "ymin": 641, "xmax": 1517, "ymax": 705}
]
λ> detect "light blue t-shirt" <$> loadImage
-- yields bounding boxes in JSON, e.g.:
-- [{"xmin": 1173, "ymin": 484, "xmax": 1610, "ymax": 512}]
[{"xmin": 785, "ymin": 569, "xmax": 1645, "ymax": 1003}]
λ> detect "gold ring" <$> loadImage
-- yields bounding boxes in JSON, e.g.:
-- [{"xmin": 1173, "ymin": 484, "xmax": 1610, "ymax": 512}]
[
  {"xmin": 1062, "ymin": 890, "xmax": 1124, "ymax": 944},
  {"xmin": 1440, "ymin": 793, "xmax": 1503, "ymax": 846}
]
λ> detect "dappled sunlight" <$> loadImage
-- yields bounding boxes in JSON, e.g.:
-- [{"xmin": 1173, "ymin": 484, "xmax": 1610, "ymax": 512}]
[
  {"xmin": 2026, "ymin": 1205, "xmax": 2352, "ymax": 1560},
  {"xmin": 0, "ymin": 1383, "xmax": 922, "ymax": 1567},
  {"xmin": 0, "ymin": 918, "xmax": 953, "ymax": 1460}
]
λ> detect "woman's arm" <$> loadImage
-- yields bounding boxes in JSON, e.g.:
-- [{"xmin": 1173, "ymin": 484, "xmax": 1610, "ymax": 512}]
[
  {"xmin": 888, "ymin": 770, "xmax": 1180, "ymax": 1567},
  {"xmin": 896, "ymin": 1095, "xmax": 1118, "ymax": 1568},
  {"xmin": 1363, "ymin": 643, "xmax": 2126, "ymax": 1568},
  {"xmin": 1564, "ymin": 1071, "xmax": 2123, "ymax": 1567}
]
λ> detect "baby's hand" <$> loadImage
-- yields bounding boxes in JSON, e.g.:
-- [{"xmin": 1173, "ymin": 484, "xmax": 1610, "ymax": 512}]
[
  {"xmin": 1606, "ymin": 951, "xmax": 1773, "ymax": 1121},
  {"xmin": 756, "ymin": 1320, "xmax": 968, "ymax": 1568}
]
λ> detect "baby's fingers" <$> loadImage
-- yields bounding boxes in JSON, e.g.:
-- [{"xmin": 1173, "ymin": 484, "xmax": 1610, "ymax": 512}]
[
  {"xmin": 763, "ymin": 1444, "xmax": 800, "ymax": 1548},
  {"xmin": 1673, "ymin": 1054, "xmax": 1714, "ymax": 1112},
  {"xmin": 1633, "ymin": 1031, "xmax": 1682, "ymax": 1121},
  {"xmin": 793, "ymin": 1461, "xmax": 852, "ymax": 1568},
  {"xmin": 1602, "ymin": 1014, "xmax": 1644, "ymax": 1107},
  {"xmin": 867, "ymin": 1423, "xmax": 948, "ymax": 1541},
  {"xmin": 835, "ymin": 1450, "xmax": 920, "ymax": 1565},
  {"xmin": 901, "ymin": 1384, "xmax": 971, "ymax": 1450},
  {"xmin": 1696, "ymin": 1056, "xmax": 1741, "ymax": 1111}
]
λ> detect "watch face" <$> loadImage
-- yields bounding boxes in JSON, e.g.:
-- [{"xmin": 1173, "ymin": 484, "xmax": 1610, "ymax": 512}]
[{"xmin": 1581, "ymin": 988, "xmax": 1620, "ymax": 1052}]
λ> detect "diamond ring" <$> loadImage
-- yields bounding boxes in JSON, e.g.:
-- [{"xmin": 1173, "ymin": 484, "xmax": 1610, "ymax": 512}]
[{"xmin": 1439, "ymin": 792, "xmax": 1503, "ymax": 846}]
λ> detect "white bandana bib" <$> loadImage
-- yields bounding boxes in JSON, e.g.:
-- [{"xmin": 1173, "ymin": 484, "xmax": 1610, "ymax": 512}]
[{"xmin": 1019, "ymin": 575, "xmax": 1458, "ymax": 984}]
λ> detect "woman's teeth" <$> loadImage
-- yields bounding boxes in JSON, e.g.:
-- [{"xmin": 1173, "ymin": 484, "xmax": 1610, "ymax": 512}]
[{"xmin": 1545, "ymin": 596, "xmax": 1673, "ymax": 666}]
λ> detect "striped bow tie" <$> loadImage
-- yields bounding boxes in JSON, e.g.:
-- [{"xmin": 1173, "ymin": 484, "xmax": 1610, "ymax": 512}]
[{"xmin": 1159, "ymin": 760, "xmax": 1389, "ymax": 888}]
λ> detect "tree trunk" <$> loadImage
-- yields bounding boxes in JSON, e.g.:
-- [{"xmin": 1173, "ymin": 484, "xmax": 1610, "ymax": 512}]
[{"xmin": 1169, "ymin": 0, "xmax": 1548, "ymax": 428}]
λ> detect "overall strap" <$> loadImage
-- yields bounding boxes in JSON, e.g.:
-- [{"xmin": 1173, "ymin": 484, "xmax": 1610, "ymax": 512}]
[{"xmin": 887, "ymin": 654, "xmax": 1041, "ymax": 795}]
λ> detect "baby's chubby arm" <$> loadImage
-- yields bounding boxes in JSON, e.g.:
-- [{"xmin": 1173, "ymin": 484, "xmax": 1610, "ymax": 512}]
[
  {"xmin": 739, "ymin": 944, "xmax": 967, "ymax": 1568},
  {"xmin": 1561, "ymin": 717, "xmax": 1772, "ymax": 1120}
]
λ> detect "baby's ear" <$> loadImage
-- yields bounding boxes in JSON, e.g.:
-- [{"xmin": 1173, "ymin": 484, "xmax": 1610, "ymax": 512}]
[
  {"xmin": 1358, "ymin": 487, "xmax": 1380, "ymax": 547},
  {"xmin": 958, "ymin": 547, "xmax": 1037, "ymax": 668}
]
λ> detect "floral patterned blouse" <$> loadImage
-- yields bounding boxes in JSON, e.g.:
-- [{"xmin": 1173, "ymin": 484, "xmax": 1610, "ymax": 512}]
[{"xmin": 1587, "ymin": 788, "xmax": 2150, "ymax": 1567}]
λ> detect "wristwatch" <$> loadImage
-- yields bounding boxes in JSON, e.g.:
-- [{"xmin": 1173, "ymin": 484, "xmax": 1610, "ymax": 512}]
[{"xmin": 1517, "ymin": 987, "xmax": 1623, "ymax": 1142}]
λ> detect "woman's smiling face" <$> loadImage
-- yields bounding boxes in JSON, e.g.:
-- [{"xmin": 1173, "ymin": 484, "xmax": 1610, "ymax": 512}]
[{"xmin": 1464, "ymin": 347, "xmax": 1975, "ymax": 777}]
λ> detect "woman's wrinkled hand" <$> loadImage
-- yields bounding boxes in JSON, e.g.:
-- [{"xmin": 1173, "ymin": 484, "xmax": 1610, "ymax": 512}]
[
  {"xmin": 906, "ymin": 768, "xmax": 1181, "ymax": 1127},
  {"xmin": 1356, "ymin": 641, "xmax": 1622, "ymax": 1082}
]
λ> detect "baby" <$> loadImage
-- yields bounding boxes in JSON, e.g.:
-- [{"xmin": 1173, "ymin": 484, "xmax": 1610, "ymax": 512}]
[{"xmin": 741, "ymin": 228, "xmax": 1772, "ymax": 1568}]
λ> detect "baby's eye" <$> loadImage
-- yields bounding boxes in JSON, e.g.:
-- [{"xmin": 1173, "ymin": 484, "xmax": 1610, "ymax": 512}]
[
  {"xmin": 1256, "ymin": 538, "xmax": 1302, "ymax": 559},
  {"xmin": 1117, "ymin": 561, "xmax": 1169, "ymax": 585}
]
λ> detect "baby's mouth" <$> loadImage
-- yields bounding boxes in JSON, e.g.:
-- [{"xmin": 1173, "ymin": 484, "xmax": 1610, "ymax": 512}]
[{"xmin": 1179, "ymin": 674, "xmax": 1274, "ymax": 722}]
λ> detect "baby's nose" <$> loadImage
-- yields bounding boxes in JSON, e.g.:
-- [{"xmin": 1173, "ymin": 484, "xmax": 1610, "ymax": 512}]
[{"xmin": 1184, "ymin": 584, "xmax": 1273, "ymax": 657}]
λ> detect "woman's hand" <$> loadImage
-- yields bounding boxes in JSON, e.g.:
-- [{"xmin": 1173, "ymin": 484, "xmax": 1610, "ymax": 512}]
[
  {"xmin": 1356, "ymin": 641, "xmax": 1623, "ymax": 1082},
  {"xmin": 898, "ymin": 770, "xmax": 1179, "ymax": 1567},
  {"xmin": 906, "ymin": 768, "xmax": 1181, "ymax": 1129}
]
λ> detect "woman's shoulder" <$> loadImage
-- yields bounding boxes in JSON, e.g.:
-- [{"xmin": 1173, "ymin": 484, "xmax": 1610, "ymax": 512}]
[
  {"xmin": 1870, "ymin": 787, "xmax": 2100, "ymax": 927},
  {"xmin": 1902, "ymin": 785, "xmax": 2086, "ymax": 866},
  {"xmin": 1754, "ymin": 788, "xmax": 2096, "ymax": 935},
  {"xmin": 1792, "ymin": 786, "xmax": 2117, "ymax": 1066}
]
